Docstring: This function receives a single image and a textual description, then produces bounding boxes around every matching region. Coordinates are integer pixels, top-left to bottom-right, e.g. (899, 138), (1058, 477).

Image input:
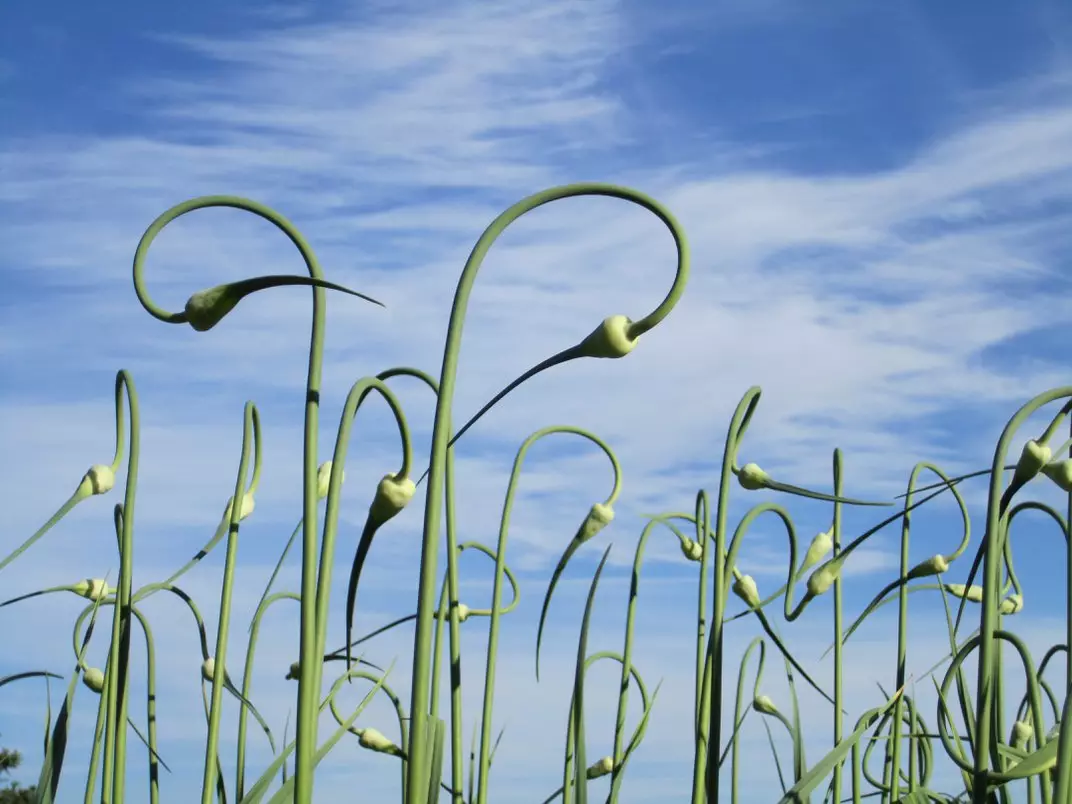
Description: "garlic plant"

(4, 182), (1070, 804)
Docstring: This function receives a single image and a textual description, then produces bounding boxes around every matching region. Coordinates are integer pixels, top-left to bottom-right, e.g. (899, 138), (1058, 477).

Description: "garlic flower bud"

(802, 529), (833, 572)
(76, 465), (115, 497)
(944, 583), (983, 603)
(1042, 459), (1072, 493)
(368, 474), (416, 525)
(223, 492), (255, 522)
(71, 578), (111, 602)
(737, 463), (771, 491)
(679, 537), (703, 562)
(910, 554), (949, 578)
(201, 657), (217, 682)
(286, 661), (300, 681)
(582, 503), (614, 540)
(1012, 720), (1034, 747)
(185, 284), (241, 332)
(999, 594), (1024, 615)
(357, 727), (402, 756)
(732, 574), (761, 609)
(436, 603), (471, 623)
(753, 694), (779, 716)
(577, 314), (638, 359)
(586, 756), (615, 780)
(1012, 440), (1051, 486)
(806, 561), (840, 598)
(82, 667), (105, 694)
(317, 461), (344, 500)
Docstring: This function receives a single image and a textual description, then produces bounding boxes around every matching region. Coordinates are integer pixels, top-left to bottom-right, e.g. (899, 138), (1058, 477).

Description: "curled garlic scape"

(736, 462), (890, 506)
(343, 472), (417, 675)
(183, 275), (383, 333)
(535, 502), (616, 681)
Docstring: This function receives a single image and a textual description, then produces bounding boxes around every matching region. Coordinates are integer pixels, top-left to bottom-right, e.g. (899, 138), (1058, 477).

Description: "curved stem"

(406, 184), (688, 804)
(236, 591), (300, 800)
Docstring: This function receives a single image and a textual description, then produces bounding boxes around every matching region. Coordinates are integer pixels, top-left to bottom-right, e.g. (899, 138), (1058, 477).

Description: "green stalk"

(831, 449), (845, 804)
(105, 371), (139, 804)
(405, 183), (688, 804)
(692, 387), (761, 804)
(131, 195), (385, 803)
(200, 402), (257, 804)
(236, 592), (300, 800)
(970, 388), (1072, 802)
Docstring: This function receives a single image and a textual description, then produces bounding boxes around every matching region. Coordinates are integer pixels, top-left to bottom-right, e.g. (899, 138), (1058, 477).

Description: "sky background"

(3, 0), (1072, 801)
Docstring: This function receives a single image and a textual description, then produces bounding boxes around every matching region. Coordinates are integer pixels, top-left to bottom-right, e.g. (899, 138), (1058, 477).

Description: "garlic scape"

(0, 575), (114, 610)
(249, 461), (343, 635)
(535, 502), (615, 682)
(315, 377), (414, 680)
(340, 472), (416, 676)
(735, 462), (890, 507)
(424, 315), (641, 479)
(184, 274), (383, 332)
(0, 375), (130, 575)
(199, 656), (274, 751)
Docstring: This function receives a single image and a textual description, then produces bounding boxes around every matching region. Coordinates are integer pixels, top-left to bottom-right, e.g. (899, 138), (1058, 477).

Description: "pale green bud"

(435, 603), (471, 623)
(223, 492), (255, 522)
(806, 562), (840, 598)
(738, 463), (771, 491)
(357, 727), (402, 756)
(77, 464), (115, 497)
(201, 657), (217, 682)
(317, 461), (344, 500)
(679, 536), (703, 562)
(71, 578), (111, 602)
(944, 583), (983, 603)
(82, 667), (105, 694)
(368, 474), (416, 525)
(1013, 440), (1051, 486)
(802, 529), (833, 572)
(999, 594), (1024, 615)
(1012, 720), (1034, 746)
(911, 554), (949, 578)
(732, 574), (760, 609)
(184, 284), (242, 332)
(1042, 460), (1072, 493)
(581, 503), (614, 540)
(577, 314), (637, 359)
(586, 756), (615, 780)
(753, 694), (779, 716)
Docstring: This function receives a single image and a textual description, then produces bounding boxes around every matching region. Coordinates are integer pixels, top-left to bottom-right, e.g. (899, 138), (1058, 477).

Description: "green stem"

(405, 184), (688, 804)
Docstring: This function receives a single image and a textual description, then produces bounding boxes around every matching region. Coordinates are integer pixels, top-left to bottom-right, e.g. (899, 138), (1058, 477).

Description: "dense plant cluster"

(1, 184), (1068, 803)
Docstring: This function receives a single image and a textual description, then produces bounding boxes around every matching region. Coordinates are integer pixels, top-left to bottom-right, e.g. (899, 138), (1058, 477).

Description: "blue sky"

(3, 1), (1072, 802)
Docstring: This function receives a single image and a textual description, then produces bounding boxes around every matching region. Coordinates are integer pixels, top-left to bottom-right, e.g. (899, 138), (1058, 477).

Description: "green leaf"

(775, 685), (905, 804)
